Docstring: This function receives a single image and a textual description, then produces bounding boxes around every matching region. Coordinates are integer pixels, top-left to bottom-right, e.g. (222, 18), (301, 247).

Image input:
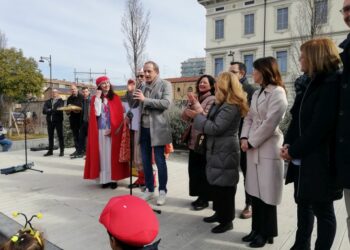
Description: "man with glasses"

(229, 62), (257, 219)
(336, 0), (350, 242)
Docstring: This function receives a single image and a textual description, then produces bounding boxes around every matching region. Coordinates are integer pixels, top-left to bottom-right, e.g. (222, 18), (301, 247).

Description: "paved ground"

(0, 148), (349, 250)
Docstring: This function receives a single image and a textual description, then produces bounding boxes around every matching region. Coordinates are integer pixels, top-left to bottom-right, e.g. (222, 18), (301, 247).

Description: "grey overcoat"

(241, 85), (288, 205)
(194, 103), (241, 187)
(139, 76), (173, 146)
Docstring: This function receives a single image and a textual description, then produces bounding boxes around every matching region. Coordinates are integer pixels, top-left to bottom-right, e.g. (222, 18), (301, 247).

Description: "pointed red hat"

(99, 195), (159, 247)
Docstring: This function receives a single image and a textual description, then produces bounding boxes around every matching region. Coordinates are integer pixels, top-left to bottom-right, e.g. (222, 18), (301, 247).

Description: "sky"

(0, 0), (206, 85)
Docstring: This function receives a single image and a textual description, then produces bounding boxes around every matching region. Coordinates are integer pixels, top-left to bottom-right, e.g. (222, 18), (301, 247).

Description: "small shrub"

(166, 104), (188, 149)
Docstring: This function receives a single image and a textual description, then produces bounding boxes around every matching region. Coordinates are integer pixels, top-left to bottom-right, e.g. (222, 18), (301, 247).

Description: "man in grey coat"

(133, 61), (173, 206)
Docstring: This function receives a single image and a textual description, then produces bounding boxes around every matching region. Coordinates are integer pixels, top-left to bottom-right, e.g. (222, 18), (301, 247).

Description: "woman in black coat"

(281, 38), (343, 250)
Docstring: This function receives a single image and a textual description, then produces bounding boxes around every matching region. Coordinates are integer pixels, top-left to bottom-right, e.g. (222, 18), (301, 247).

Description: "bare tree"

(290, 0), (330, 77)
(121, 0), (150, 79)
(0, 29), (7, 49)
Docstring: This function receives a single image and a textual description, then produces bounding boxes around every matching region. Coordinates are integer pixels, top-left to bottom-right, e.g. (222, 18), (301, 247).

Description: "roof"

(165, 76), (199, 83)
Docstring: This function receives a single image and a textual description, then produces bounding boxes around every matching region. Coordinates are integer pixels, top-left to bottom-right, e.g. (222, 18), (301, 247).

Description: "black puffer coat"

(288, 70), (343, 202)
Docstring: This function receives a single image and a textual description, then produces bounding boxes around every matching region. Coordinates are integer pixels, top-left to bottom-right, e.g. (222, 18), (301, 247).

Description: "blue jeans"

(140, 127), (168, 192)
(0, 139), (12, 152)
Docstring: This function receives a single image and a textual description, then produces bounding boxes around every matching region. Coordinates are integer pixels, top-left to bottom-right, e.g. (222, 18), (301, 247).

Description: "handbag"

(180, 124), (192, 144)
(194, 133), (206, 155)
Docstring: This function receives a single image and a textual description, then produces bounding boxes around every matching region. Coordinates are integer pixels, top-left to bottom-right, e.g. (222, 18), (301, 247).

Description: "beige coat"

(241, 85), (288, 205)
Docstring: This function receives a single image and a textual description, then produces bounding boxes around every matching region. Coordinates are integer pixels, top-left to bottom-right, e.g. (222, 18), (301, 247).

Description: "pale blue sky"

(0, 0), (206, 85)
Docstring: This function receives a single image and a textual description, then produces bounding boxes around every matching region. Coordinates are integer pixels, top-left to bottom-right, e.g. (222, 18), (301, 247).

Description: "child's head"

(99, 195), (159, 250)
(0, 229), (44, 250)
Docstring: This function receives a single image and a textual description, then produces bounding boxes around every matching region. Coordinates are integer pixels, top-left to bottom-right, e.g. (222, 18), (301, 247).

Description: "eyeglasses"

(340, 5), (350, 14)
(230, 70), (240, 74)
(137, 75), (145, 78)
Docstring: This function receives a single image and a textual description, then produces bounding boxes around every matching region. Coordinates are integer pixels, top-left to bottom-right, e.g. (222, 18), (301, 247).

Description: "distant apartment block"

(181, 57), (206, 77)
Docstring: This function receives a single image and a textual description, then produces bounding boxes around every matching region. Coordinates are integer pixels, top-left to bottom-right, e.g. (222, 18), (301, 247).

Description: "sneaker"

(142, 189), (154, 201)
(157, 190), (166, 206)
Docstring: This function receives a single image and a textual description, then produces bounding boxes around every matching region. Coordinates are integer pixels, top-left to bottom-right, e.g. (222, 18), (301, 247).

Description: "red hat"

(99, 195), (159, 247)
(96, 76), (110, 87)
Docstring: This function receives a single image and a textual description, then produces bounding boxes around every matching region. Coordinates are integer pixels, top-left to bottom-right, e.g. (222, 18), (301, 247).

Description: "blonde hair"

(300, 38), (341, 77)
(215, 72), (249, 117)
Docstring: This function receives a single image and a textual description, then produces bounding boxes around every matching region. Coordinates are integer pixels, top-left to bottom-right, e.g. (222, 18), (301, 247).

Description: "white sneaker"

(142, 189), (154, 201)
(157, 190), (166, 206)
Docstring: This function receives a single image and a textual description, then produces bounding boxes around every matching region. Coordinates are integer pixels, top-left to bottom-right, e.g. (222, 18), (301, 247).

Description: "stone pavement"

(0, 148), (349, 250)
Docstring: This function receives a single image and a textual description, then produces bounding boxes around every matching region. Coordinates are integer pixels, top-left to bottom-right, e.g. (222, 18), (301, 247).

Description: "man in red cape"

(84, 76), (129, 187)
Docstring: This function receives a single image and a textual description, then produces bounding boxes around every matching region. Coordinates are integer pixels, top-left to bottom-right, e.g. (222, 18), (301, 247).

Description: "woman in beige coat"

(240, 57), (288, 248)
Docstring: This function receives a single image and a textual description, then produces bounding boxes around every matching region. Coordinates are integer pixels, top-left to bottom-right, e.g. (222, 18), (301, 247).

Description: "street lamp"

(228, 50), (235, 62)
(39, 55), (52, 88)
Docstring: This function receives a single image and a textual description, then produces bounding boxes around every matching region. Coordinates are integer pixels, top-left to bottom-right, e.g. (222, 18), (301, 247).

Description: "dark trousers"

(211, 185), (237, 224)
(77, 121), (88, 154)
(251, 196), (278, 238)
(188, 149), (211, 201)
(140, 127), (168, 192)
(240, 150), (252, 206)
(47, 121), (64, 152)
(70, 119), (80, 151)
(293, 179), (337, 250)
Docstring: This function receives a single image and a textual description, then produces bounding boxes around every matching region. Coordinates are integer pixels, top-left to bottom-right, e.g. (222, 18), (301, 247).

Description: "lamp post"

(228, 50), (235, 63)
(39, 55), (52, 88)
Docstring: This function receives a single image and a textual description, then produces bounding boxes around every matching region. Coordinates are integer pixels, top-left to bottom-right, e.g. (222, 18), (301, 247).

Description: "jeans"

(345, 189), (350, 243)
(0, 139), (12, 151)
(140, 127), (167, 192)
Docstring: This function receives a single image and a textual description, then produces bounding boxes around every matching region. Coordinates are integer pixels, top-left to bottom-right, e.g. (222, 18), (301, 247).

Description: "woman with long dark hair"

(181, 74), (216, 210)
(84, 76), (129, 189)
(282, 38), (343, 250)
(241, 57), (288, 247)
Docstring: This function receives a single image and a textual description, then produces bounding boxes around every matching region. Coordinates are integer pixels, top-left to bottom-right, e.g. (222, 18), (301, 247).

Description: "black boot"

(211, 222), (233, 233)
(44, 151), (53, 156)
(59, 151), (64, 157)
(242, 231), (258, 242)
(203, 212), (219, 223)
(249, 234), (273, 248)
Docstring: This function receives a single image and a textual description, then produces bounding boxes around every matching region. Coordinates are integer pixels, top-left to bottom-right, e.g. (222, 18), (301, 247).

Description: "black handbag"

(194, 133), (206, 155)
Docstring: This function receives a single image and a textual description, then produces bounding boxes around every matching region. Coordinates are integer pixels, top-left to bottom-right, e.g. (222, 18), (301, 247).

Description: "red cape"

(84, 95), (129, 181)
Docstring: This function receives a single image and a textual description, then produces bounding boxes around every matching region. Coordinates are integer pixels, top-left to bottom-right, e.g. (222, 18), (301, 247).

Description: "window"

(276, 51), (288, 73)
(315, 0), (328, 25)
(216, 7), (224, 11)
(277, 7), (288, 30)
(243, 54), (254, 75)
(214, 58), (224, 76)
(187, 87), (193, 93)
(244, 14), (254, 35)
(177, 87), (181, 92)
(215, 19), (224, 39)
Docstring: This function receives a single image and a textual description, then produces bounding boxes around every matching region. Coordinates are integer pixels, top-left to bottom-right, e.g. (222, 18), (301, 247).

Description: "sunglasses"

(137, 75), (145, 78)
(340, 5), (350, 14)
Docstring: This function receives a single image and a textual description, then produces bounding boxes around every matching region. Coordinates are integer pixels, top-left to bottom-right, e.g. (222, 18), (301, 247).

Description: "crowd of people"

(2, 1), (350, 249)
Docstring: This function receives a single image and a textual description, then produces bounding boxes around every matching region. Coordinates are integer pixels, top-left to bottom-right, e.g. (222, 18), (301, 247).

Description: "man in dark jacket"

(229, 61), (257, 219)
(42, 89), (64, 156)
(66, 84), (83, 157)
(337, 0), (350, 242)
(72, 86), (90, 158)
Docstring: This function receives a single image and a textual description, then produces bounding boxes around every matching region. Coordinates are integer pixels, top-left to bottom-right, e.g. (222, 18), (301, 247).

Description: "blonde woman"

(193, 72), (249, 234)
(282, 38), (342, 250)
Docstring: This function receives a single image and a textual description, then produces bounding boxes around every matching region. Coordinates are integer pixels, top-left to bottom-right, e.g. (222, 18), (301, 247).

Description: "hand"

(184, 109), (198, 118)
(96, 90), (102, 98)
(280, 147), (292, 161)
(187, 92), (198, 104)
(241, 139), (249, 152)
(133, 89), (145, 102)
(104, 129), (111, 136)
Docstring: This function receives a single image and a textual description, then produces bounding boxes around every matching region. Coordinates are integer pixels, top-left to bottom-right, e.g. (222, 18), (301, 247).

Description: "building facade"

(198, 0), (347, 94)
(165, 76), (198, 103)
(181, 57), (206, 77)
